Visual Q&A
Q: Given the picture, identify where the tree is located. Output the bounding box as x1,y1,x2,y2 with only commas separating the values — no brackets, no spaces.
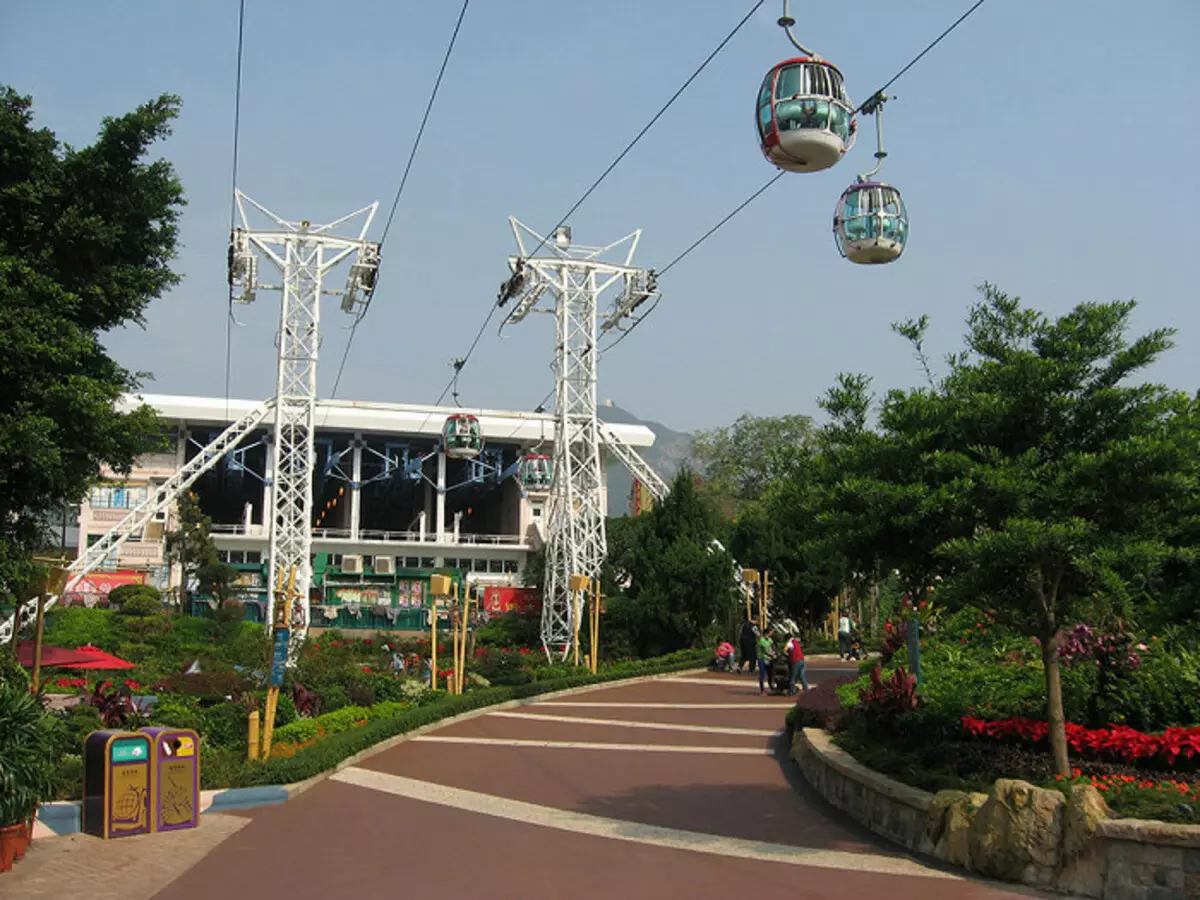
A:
692,413,814,512
605,469,737,656
875,286,1194,776
0,88,185,596
165,492,218,616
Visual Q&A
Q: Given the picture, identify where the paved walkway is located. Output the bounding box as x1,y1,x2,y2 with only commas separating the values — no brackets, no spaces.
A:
14,665,1047,899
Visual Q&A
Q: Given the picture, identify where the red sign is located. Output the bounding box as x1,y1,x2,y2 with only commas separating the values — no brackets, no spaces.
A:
483,587,539,616
64,570,147,603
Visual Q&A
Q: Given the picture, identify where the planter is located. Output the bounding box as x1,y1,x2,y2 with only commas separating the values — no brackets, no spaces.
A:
0,824,23,873
13,817,32,861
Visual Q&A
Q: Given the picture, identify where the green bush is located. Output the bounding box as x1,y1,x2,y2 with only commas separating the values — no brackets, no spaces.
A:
473,648,535,685
43,607,121,650
474,611,541,649
111,584,162,617
201,702,250,751
149,696,205,733
0,680,62,826
273,718,320,744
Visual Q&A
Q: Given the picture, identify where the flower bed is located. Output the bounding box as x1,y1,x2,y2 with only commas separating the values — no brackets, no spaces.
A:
962,716,1200,770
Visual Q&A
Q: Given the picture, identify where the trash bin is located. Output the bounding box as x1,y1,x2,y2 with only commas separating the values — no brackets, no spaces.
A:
140,728,200,832
82,730,153,838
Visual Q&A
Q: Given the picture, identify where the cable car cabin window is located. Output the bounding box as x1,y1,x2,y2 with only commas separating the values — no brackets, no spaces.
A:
778,99,830,133
757,78,773,139
776,65,804,99
829,103,851,142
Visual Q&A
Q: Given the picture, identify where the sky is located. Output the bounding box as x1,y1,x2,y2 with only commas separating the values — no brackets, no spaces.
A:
3,0,1198,433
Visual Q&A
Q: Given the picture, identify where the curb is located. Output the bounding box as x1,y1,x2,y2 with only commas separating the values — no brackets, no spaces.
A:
35,664,707,838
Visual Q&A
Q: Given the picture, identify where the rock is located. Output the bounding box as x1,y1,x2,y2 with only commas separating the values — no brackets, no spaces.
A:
968,778,1065,887
1057,784,1111,897
925,790,966,851
925,790,989,865
1063,784,1111,860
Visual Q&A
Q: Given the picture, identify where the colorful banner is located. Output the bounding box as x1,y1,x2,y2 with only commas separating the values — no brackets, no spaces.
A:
483,587,539,616
64,570,146,603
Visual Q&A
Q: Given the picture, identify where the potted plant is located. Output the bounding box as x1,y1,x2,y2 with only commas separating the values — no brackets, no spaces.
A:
0,680,59,872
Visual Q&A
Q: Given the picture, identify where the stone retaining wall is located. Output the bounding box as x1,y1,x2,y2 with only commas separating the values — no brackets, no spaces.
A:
791,728,1200,899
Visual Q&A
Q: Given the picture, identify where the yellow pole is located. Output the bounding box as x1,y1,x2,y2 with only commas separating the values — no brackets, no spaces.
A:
572,588,581,667
262,565,296,761
30,592,46,694
450,587,460,696
248,710,260,761
590,583,601,674
760,570,770,633
430,589,439,691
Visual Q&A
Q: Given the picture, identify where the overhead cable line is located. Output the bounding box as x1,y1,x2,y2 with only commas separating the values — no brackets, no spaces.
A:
432,0,769,409
600,0,989,357
328,0,471,401
223,0,247,422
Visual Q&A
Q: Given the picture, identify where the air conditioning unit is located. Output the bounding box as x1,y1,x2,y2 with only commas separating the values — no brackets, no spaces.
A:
341,554,363,574
374,556,395,575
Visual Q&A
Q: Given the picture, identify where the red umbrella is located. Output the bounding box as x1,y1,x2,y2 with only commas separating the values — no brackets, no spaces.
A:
14,642,89,667
70,644,136,670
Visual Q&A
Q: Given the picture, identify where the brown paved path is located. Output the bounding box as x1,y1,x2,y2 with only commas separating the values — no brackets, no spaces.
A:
144,668,1046,899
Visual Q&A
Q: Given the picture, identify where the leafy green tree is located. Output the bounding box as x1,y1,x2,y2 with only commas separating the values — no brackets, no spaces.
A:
692,413,814,512
605,469,737,656
110,583,162,617
165,492,218,616
0,88,185,597
877,286,1195,776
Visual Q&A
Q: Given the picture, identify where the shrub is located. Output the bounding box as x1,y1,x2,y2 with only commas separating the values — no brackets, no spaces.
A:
858,664,918,728
149,696,205,733
0,681,61,826
111,584,162,616
473,648,535,685
201,702,250,750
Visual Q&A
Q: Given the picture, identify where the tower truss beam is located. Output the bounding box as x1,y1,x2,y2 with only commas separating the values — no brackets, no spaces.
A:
500,218,659,659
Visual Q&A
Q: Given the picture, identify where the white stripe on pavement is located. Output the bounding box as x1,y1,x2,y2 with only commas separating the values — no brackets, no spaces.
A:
488,710,782,737
410,735,773,755
533,702,795,709
331,766,958,881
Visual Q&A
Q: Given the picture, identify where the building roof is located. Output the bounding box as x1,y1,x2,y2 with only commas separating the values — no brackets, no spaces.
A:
120,394,656,448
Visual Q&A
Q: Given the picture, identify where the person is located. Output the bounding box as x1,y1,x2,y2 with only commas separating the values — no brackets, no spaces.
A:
785,632,808,695
713,640,736,672
838,612,852,660
739,618,758,674
757,630,775,695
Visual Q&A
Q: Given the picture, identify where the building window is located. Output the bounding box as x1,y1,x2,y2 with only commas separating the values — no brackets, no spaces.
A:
246,550,261,564
227,550,245,564
330,554,343,567
532,505,543,518
420,557,436,569
503,560,519,574
362,555,374,568
90,485,148,509
442,558,457,569
488,559,504,574
405,556,420,569
474,559,489,573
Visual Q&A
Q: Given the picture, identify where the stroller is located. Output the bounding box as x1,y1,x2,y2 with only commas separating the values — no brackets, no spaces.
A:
765,656,791,694
847,629,864,661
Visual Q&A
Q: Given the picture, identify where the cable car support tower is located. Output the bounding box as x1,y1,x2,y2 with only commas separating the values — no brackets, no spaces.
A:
500,219,658,659
228,191,380,648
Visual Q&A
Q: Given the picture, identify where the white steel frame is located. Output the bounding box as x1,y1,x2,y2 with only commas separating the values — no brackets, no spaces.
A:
231,192,379,648
501,219,658,659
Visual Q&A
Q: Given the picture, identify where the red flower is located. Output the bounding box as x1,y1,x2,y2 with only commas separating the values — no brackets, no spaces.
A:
331,640,341,647
363,639,373,645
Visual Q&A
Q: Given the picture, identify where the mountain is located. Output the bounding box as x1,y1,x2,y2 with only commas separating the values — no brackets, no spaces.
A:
598,400,696,515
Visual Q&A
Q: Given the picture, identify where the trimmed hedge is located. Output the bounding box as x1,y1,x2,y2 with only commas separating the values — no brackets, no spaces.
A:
223,648,709,788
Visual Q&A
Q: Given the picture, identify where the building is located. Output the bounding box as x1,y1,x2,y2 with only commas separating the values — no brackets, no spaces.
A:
72,394,655,629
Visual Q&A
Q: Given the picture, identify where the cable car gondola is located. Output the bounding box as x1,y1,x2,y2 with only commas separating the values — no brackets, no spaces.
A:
517,454,552,491
442,414,483,460
757,1,855,174
832,92,909,265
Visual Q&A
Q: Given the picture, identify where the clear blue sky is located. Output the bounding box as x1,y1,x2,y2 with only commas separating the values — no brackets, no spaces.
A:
4,1,1198,432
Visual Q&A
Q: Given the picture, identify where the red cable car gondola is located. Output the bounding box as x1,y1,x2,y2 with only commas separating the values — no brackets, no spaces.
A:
517,454,552,491
757,57,855,173
756,1,856,174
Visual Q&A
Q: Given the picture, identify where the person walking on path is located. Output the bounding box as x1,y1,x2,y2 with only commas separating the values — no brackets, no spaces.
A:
837,613,853,660
757,630,775,694
739,619,758,674
785,632,808,694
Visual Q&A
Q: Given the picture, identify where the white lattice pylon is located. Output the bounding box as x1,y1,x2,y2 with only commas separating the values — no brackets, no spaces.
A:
500,218,658,659
230,192,380,651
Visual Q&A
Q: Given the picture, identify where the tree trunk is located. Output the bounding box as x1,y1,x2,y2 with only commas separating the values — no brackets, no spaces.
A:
1039,632,1070,777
